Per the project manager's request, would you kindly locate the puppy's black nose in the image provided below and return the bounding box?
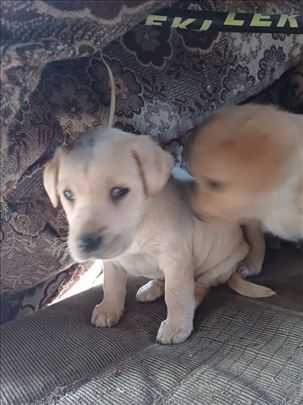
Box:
[77,233,103,253]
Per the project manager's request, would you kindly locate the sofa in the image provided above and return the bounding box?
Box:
[1,1,302,404]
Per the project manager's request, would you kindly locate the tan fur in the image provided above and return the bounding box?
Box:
[44,128,274,344]
[238,221,266,278]
[43,148,62,208]
[227,273,275,298]
[189,104,303,242]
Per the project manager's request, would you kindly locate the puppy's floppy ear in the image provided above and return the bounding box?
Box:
[43,147,63,207]
[131,136,174,195]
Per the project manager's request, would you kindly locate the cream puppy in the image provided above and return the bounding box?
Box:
[189,104,303,242]
[44,128,274,344]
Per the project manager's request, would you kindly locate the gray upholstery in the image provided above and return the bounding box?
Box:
[1,262,303,404]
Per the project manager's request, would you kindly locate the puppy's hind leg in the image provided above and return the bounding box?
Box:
[239,221,265,278]
[136,279,165,302]
[91,262,127,328]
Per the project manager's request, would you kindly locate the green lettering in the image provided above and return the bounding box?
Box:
[171,17,196,29]
[250,13,272,27]
[200,20,212,31]
[277,15,299,28]
[145,15,167,27]
[224,12,245,26]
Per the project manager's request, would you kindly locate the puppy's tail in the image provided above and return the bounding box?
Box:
[227,272,276,298]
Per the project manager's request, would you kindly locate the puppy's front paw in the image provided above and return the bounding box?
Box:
[156,320,193,344]
[91,302,123,327]
[136,280,164,303]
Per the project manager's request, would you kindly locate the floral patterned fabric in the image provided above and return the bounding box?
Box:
[1,0,302,322]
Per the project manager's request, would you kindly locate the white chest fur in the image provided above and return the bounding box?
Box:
[260,178,303,240]
[118,252,164,279]
[262,205,302,240]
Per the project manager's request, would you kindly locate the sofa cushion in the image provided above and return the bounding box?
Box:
[1,274,302,404]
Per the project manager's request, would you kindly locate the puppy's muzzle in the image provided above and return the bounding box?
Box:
[77,233,103,253]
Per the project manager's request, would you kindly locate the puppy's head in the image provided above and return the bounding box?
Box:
[44,128,174,262]
[189,104,300,223]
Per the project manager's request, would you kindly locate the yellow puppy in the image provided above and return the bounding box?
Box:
[189,104,303,275]
[44,128,274,344]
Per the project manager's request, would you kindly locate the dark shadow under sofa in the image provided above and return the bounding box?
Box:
[1,1,303,404]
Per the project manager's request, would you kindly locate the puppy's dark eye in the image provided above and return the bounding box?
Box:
[111,187,129,201]
[63,189,75,201]
[205,179,223,191]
